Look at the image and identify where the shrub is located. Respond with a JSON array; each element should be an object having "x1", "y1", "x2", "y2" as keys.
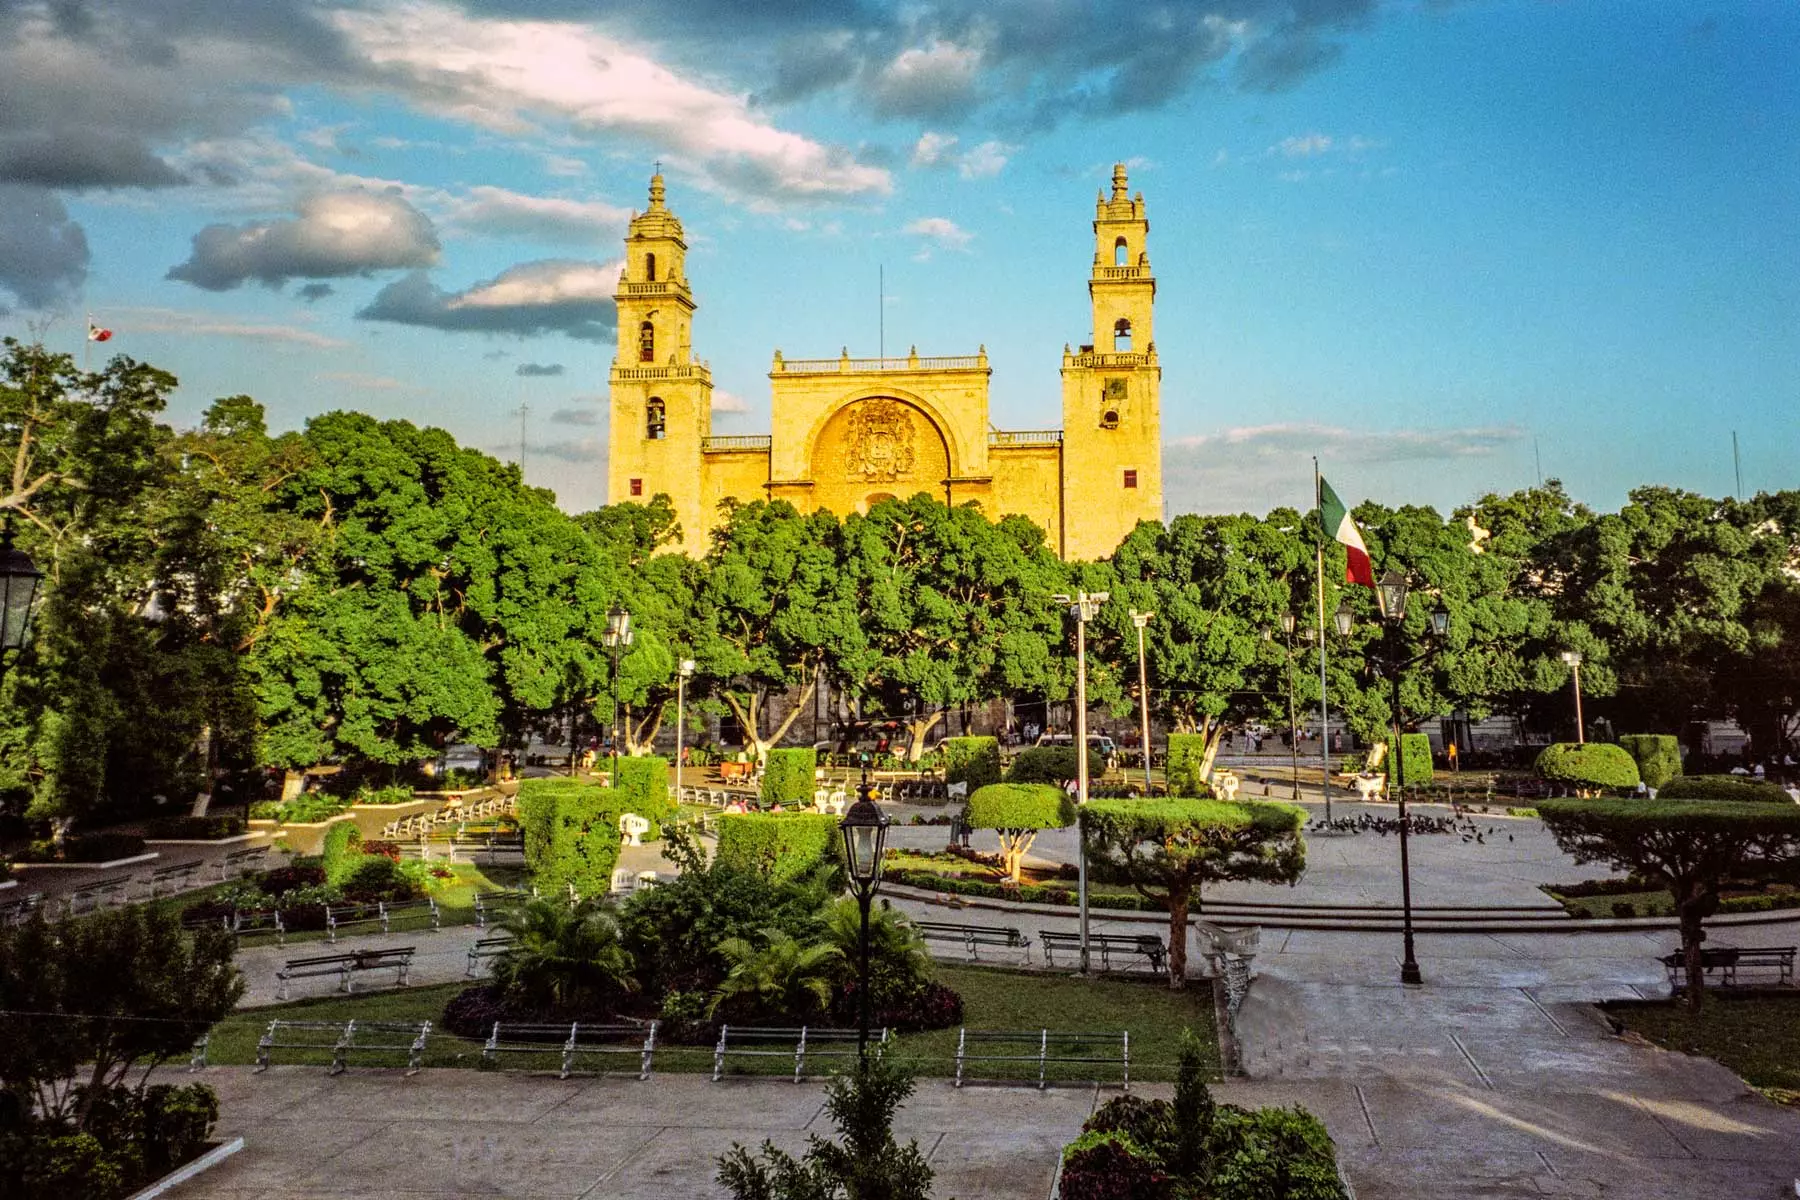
[
  {"x1": 142, "y1": 815, "x2": 245, "y2": 840},
  {"x1": 517, "y1": 779, "x2": 633, "y2": 899},
  {"x1": 1165, "y1": 733, "x2": 1212, "y2": 796},
  {"x1": 716, "y1": 811, "x2": 843, "y2": 882},
  {"x1": 1658, "y1": 775, "x2": 1792, "y2": 804},
  {"x1": 965, "y1": 783, "x2": 1076, "y2": 881},
  {"x1": 355, "y1": 785, "x2": 417, "y2": 806},
  {"x1": 1534, "y1": 742, "x2": 1640, "y2": 795},
  {"x1": 15, "y1": 832, "x2": 146, "y2": 863},
  {"x1": 440, "y1": 984, "x2": 514, "y2": 1039},
  {"x1": 941, "y1": 737, "x2": 1001, "y2": 789},
  {"x1": 256, "y1": 863, "x2": 325, "y2": 896},
  {"x1": 319, "y1": 821, "x2": 363, "y2": 886},
  {"x1": 1617, "y1": 734, "x2": 1683, "y2": 791},
  {"x1": 362, "y1": 839, "x2": 402, "y2": 861},
  {"x1": 1207, "y1": 1106, "x2": 1345, "y2": 1200},
  {"x1": 249, "y1": 793, "x2": 352, "y2": 823},
  {"x1": 761, "y1": 747, "x2": 817, "y2": 807},
  {"x1": 1006, "y1": 745, "x2": 1102, "y2": 786},
  {"x1": 492, "y1": 898, "x2": 637, "y2": 1013},
  {"x1": 1398, "y1": 732, "x2": 1433, "y2": 788},
  {"x1": 614, "y1": 756, "x2": 675, "y2": 822},
  {"x1": 1086, "y1": 1095, "x2": 1177, "y2": 1148},
  {"x1": 1058, "y1": 1130, "x2": 1167, "y2": 1200},
  {"x1": 338, "y1": 856, "x2": 418, "y2": 901}
]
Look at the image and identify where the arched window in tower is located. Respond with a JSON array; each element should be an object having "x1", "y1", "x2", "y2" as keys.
[
  {"x1": 638, "y1": 321, "x2": 655, "y2": 363},
  {"x1": 646, "y1": 397, "x2": 666, "y2": 440},
  {"x1": 1114, "y1": 237, "x2": 1128, "y2": 267},
  {"x1": 1113, "y1": 318, "x2": 1133, "y2": 352},
  {"x1": 645, "y1": 253, "x2": 657, "y2": 282}
]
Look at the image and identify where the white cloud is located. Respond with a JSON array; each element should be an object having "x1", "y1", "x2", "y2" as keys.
[
  {"x1": 910, "y1": 132, "x2": 1015, "y2": 180},
  {"x1": 1274, "y1": 133, "x2": 1333, "y2": 158},
  {"x1": 543, "y1": 154, "x2": 588, "y2": 177},
  {"x1": 903, "y1": 217, "x2": 973, "y2": 252},
  {"x1": 712, "y1": 389, "x2": 750, "y2": 414},
  {"x1": 357, "y1": 257, "x2": 622, "y2": 341},
  {"x1": 958, "y1": 141, "x2": 1014, "y2": 180},
  {"x1": 440, "y1": 187, "x2": 629, "y2": 245},
  {"x1": 870, "y1": 40, "x2": 982, "y2": 119},
  {"x1": 315, "y1": 371, "x2": 419, "y2": 392},
  {"x1": 911, "y1": 131, "x2": 958, "y2": 170},
  {"x1": 111, "y1": 305, "x2": 348, "y2": 348},
  {"x1": 333, "y1": 2, "x2": 890, "y2": 206},
  {"x1": 166, "y1": 190, "x2": 440, "y2": 290}
]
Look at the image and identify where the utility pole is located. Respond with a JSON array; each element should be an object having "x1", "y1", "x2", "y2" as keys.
[
  {"x1": 1055, "y1": 590, "x2": 1108, "y2": 973},
  {"x1": 1131, "y1": 609, "x2": 1155, "y2": 794}
]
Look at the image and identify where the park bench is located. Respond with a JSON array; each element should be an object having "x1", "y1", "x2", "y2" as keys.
[
  {"x1": 148, "y1": 860, "x2": 205, "y2": 898},
  {"x1": 219, "y1": 846, "x2": 267, "y2": 880},
  {"x1": 1038, "y1": 930, "x2": 1168, "y2": 975},
  {"x1": 63, "y1": 873, "x2": 136, "y2": 915},
  {"x1": 325, "y1": 897, "x2": 440, "y2": 942},
  {"x1": 712, "y1": 1025, "x2": 889, "y2": 1083},
  {"x1": 255, "y1": 1018, "x2": 433, "y2": 1074},
  {"x1": 232, "y1": 908, "x2": 287, "y2": 943},
  {"x1": 465, "y1": 935, "x2": 513, "y2": 977},
  {"x1": 915, "y1": 921, "x2": 1031, "y2": 963},
  {"x1": 474, "y1": 889, "x2": 531, "y2": 928},
  {"x1": 953, "y1": 1028, "x2": 1131, "y2": 1090},
  {"x1": 276, "y1": 946, "x2": 415, "y2": 999},
  {"x1": 483, "y1": 1021, "x2": 659, "y2": 1079},
  {"x1": 1661, "y1": 945, "x2": 1796, "y2": 991},
  {"x1": 0, "y1": 892, "x2": 43, "y2": 926}
]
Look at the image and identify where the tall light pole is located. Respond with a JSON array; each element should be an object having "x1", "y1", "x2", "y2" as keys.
[
  {"x1": 603, "y1": 606, "x2": 634, "y2": 782},
  {"x1": 1561, "y1": 650, "x2": 1585, "y2": 744},
  {"x1": 1054, "y1": 590, "x2": 1108, "y2": 973},
  {"x1": 675, "y1": 658, "x2": 695, "y2": 796},
  {"x1": 1130, "y1": 609, "x2": 1155, "y2": 795},
  {"x1": 1337, "y1": 571, "x2": 1448, "y2": 988},
  {"x1": 1279, "y1": 611, "x2": 1301, "y2": 800},
  {"x1": 840, "y1": 763, "x2": 890, "y2": 1066}
]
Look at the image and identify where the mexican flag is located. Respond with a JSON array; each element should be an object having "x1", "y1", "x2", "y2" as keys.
[{"x1": 1319, "y1": 476, "x2": 1376, "y2": 589}]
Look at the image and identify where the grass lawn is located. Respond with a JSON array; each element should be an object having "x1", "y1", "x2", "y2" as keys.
[
  {"x1": 1551, "y1": 889, "x2": 1672, "y2": 919},
  {"x1": 1604, "y1": 994, "x2": 1800, "y2": 1098},
  {"x1": 204, "y1": 962, "x2": 1220, "y2": 1084},
  {"x1": 885, "y1": 851, "x2": 1143, "y2": 902}
]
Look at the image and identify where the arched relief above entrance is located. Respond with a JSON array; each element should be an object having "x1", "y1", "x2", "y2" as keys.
[{"x1": 808, "y1": 396, "x2": 951, "y2": 516}]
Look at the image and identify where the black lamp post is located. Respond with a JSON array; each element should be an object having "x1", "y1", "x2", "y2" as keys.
[
  {"x1": 0, "y1": 518, "x2": 43, "y2": 686},
  {"x1": 1336, "y1": 570, "x2": 1448, "y2": 988},
  {"x1": 602, "y1": 606, "x2": 633, "y2": 781},
  {"x1": 839, "y1": 759, "x2": 891, "y2": 1065}
]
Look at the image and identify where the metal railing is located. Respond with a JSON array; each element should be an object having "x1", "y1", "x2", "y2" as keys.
[
  {"x1": 988, "y1": 430, "x2": 1063, "y2": 448},
  {"x1": 773, "y1": 354, "x2": 986, "y2": 374},
  {"x1": 701, "y1": 435, "x2": 771, "y2": 453},
  {"x1": 612, "y1": 363, "x2": 712, "y2": 382},
  {"x1": 1064, "y1": 350, "x2": 1154, "y2": 369}
]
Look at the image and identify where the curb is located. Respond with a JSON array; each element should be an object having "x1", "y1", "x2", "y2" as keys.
[{"x1": 124, "y1": 1137, "x2": 245, "y2": 1200}]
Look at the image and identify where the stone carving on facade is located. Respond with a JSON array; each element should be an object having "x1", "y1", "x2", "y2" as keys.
[{"x1": 844, "y1": 399, "x2": 917, "y2": 482}]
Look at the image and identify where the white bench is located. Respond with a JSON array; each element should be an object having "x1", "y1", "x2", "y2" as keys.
[
  {"x1": 711, "y1": 1025, "x2": 888, "y2": 1083},
  {"x1": 483, "y1": 1021, "x2": 659, "y2": 1079}
]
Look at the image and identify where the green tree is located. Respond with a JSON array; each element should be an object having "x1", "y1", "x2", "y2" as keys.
[
  {"x1": 1537, "y1": 794, "x2": 1800, "y2": 1009},
  {"x1": 963, "y1": 783, "x2": 1075, "y2": 882},
  {"x1": 492, "y1": 898, "x2": 637, "y2": 1012},
  {"x1": 1082, "y1": 798, "x2": 1307, "y2": 989}
]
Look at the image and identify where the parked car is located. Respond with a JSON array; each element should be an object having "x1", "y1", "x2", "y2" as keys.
[{"x1": 1035, "y1": 732, "x2": 1118, "y2": 760}]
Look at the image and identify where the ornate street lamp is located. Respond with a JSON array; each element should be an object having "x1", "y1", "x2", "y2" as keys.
[
  {"x1": 1277, "y1": 611, "x2": 1300, "y2": 800},
  {"x1": 0, "y1": 520, "x2": 43, "y2": 684},
  {"x1": 839, "y1": 761, "x2": 891, "y2": 1064},
  {"x1": 602, "y1": 606, "x2": 633, "y2": 781}
]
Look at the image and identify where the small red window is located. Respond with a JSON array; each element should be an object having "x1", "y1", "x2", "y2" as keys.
[
  {"x1": 1123, "y1": 469, "x2": 1138, "y2": 489},
  {"x1": 629, "y1": 478, "x2": 643, "y2": 497}
]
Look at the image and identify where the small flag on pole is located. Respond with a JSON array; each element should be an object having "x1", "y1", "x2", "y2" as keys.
[
  {"x1": 1319, "y1": 475, "x2": 1376, "y2": 590},
  {"x1": 87, "y1": 323, "x2": 113, "y2": 342}
]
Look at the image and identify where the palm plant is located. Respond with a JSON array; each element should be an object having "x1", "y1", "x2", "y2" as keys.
[
  {"x1": 493, "y1": 898, "x2": 638, "y2": 1012},
  {"x1": 708, "y1": 929, "x2": 843, "y2": 1021},
  {"x1": 816, "y1": 898, "x2": 931, "y2": 1005}
]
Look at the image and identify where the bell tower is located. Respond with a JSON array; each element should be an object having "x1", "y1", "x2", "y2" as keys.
[
  {"x1": 607, "y1": 172, "x2": 712, "y2": 549},
  {"x1": 1059, "y1": 162, "x2": 1163, "y2": 560}
]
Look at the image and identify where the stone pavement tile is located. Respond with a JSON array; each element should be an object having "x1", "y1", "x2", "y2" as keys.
[
  {"x1": 590, "y1": 1126, "x2": 816, "y2": 1199},
  {"x1": 1486, "y1": 930, "x2": 1670, "y2": 961},
  {"x1": 1337, "y1": 1143, "x2": 1563, "y2": 1199},
  {"x1": 1543, "y1": 1148, "x2": 1800, "y2": 1199},
  {"x1": 286, "y1": 1119, "x2": 661, "y2": 1197},
  {"x1": 162, "y1": 1120, "x2": 390, "y2": 1193},
  {"x1": 1620, "y1": 1089, "x2": 1800, "y2": 1163},
  {"x1": 884, "y1": 1079, "x2": 1097, "y2": 1139},
  {"x1": 924, "y1": 1128, "x2": 1069, "y2": 1200},
  {"x1": 195, "y1": 1067, "x2": 342, "y2": 1124},
  {"x1": 546, "y1": 1074, "x2": 827, "y2": 1129},
  {"x1": 1253, "y1": 952, "x2": 1406, "y2": 984},
  {"x1": 253, "y1": 1070, "x2": 579, "y2": 1124}
]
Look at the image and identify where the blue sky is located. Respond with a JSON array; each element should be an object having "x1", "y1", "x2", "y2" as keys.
[{"x1": 1, "y1": 0, "x2": 1793, "y2": 517}]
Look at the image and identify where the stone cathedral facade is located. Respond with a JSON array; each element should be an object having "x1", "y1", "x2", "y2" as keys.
[{"x1": 605, "y1": 164, "x2": 1164, "y2": 561}]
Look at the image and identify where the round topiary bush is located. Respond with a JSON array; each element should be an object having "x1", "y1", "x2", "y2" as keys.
[
  {"x1": 1534, "y1": 742, "x2": 1640, "y2": 796},
  {"x1": 1616, "y1": 734, "x2": 1683, "y2": 791},
  {"x1": 1657, "y1": 775, "x2": 1793, "y2": 804}
]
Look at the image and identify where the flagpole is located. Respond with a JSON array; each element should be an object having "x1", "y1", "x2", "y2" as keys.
[{"x1": 1314, "y1": 457, "x2": 1331, "y2": 824}]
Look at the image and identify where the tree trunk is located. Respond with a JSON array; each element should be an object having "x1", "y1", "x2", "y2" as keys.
[
  {"x1": 999, "y1": 829, "x2": 1036, "y2": 882},
  {"x1": 725, "y1": 672, "x2": 821, "y2": 763},
  {"x1": 906, "y1": 710, "x2": 946, "y2": 762},
  {"x1": 627, "y1": 699, "x2": 668, "y2": 756},
  {"x1": 1195, "y1": 719, "x2": 1226, "y2": 785},
  {"x1": 1678, "y1": 899, "x2": 1708, "y2": 1013},
  {"x1": 1166, "y1": 884, "x2": 1190, "y2": 990}
]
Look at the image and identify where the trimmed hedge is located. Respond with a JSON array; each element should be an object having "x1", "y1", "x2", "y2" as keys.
[
  {"x1": 320, "y1": 821, "x2": 363, "y2": 886},
  {"x1": 942, "y1": 737, "x2": 1001, "y2": 790},
  {"x1": 965, "y1": 783, "x2": 1076, "y2": 831},
  {"x1": 1658, "y1": 774, "x2": 1793, "y2": 804},
  {"x1": 1398, "y1": 733, "x2": 1433, "y2": 788},
  {"x1": 1535, "y1": 742, "x2": 1640, "y2": 792},
  {"x1": 1617, "y1": 734, "x2": 1683, "y2": 791},
  {"x1": 1006, "y1": 745, "x2": 1104, "y2": 786},
  {"x1": 1166, "y1": 733, "x2": 1209, "y2": 796},
  {"x1": 516, "y1": 778, "x2": 632, "y2": 898},
  {"x1": 761, "y1": 747, "x2": 817, "y2": 807},
  {"x1": 715, "y1": 811, "x2": 843, "y2": 882},
  {"x1": 614, "y1": 756, "x2": 675, "y2": 824}
]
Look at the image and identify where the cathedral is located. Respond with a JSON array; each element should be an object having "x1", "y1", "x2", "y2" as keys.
[{"x1": 605, "y1": 164, "x2": 1164, "y2": 561}]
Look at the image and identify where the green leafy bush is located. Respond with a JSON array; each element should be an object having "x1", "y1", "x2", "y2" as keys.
[
  {"x1": 355, "y1": 785, "x2": 417, "y2": 806},
  {"x1": 15, "y1": 833, "x2": 146, "y2": 863},
  {"x1": 1617, "y1": 734, "x2": 1683, "y2": 791},
  {"x1": 1006, "y1": 745, "x2": 1102, "y2": 786},
  {"x1": 761, "y1": 747, "x2": 817, "y2": 807},
  {"x1": 1398, "y1": 733, "x2": 1433, "y2": 788},
  {"x1": 1534, "y1": 742, "x2": 1640, "y2": 794},
  {"x1": 1207, "y1": 1105, "x2": 1346, "y2": 1199},
  {"x1": 941, "y1": 737, "x2": 1001, "y2": 789},
  {"x1": 716, "y1": 811, "x2": 843, "y2": 882},
  {"x1": 614, "y1": 756, "x2": 675, "y2": 823},
  {"x1": 516, "y1": 779, "x2": 635, "y2": 899},
  {"x1": 1166, "y1": 733, "x2": 1210, "y2": 796},
  {"x1": 965, "y1": 783, "x2": 1077, "y2": 881},
  {"x1": 249, "y1": 793, "x2": 351, "y2": 823},
  {"x1": 1658, "y1": 775, "x2": 1792, "y2": 804},
  {"x1": 319, "y1": 821, "x2": 363, "y2": 886}
]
